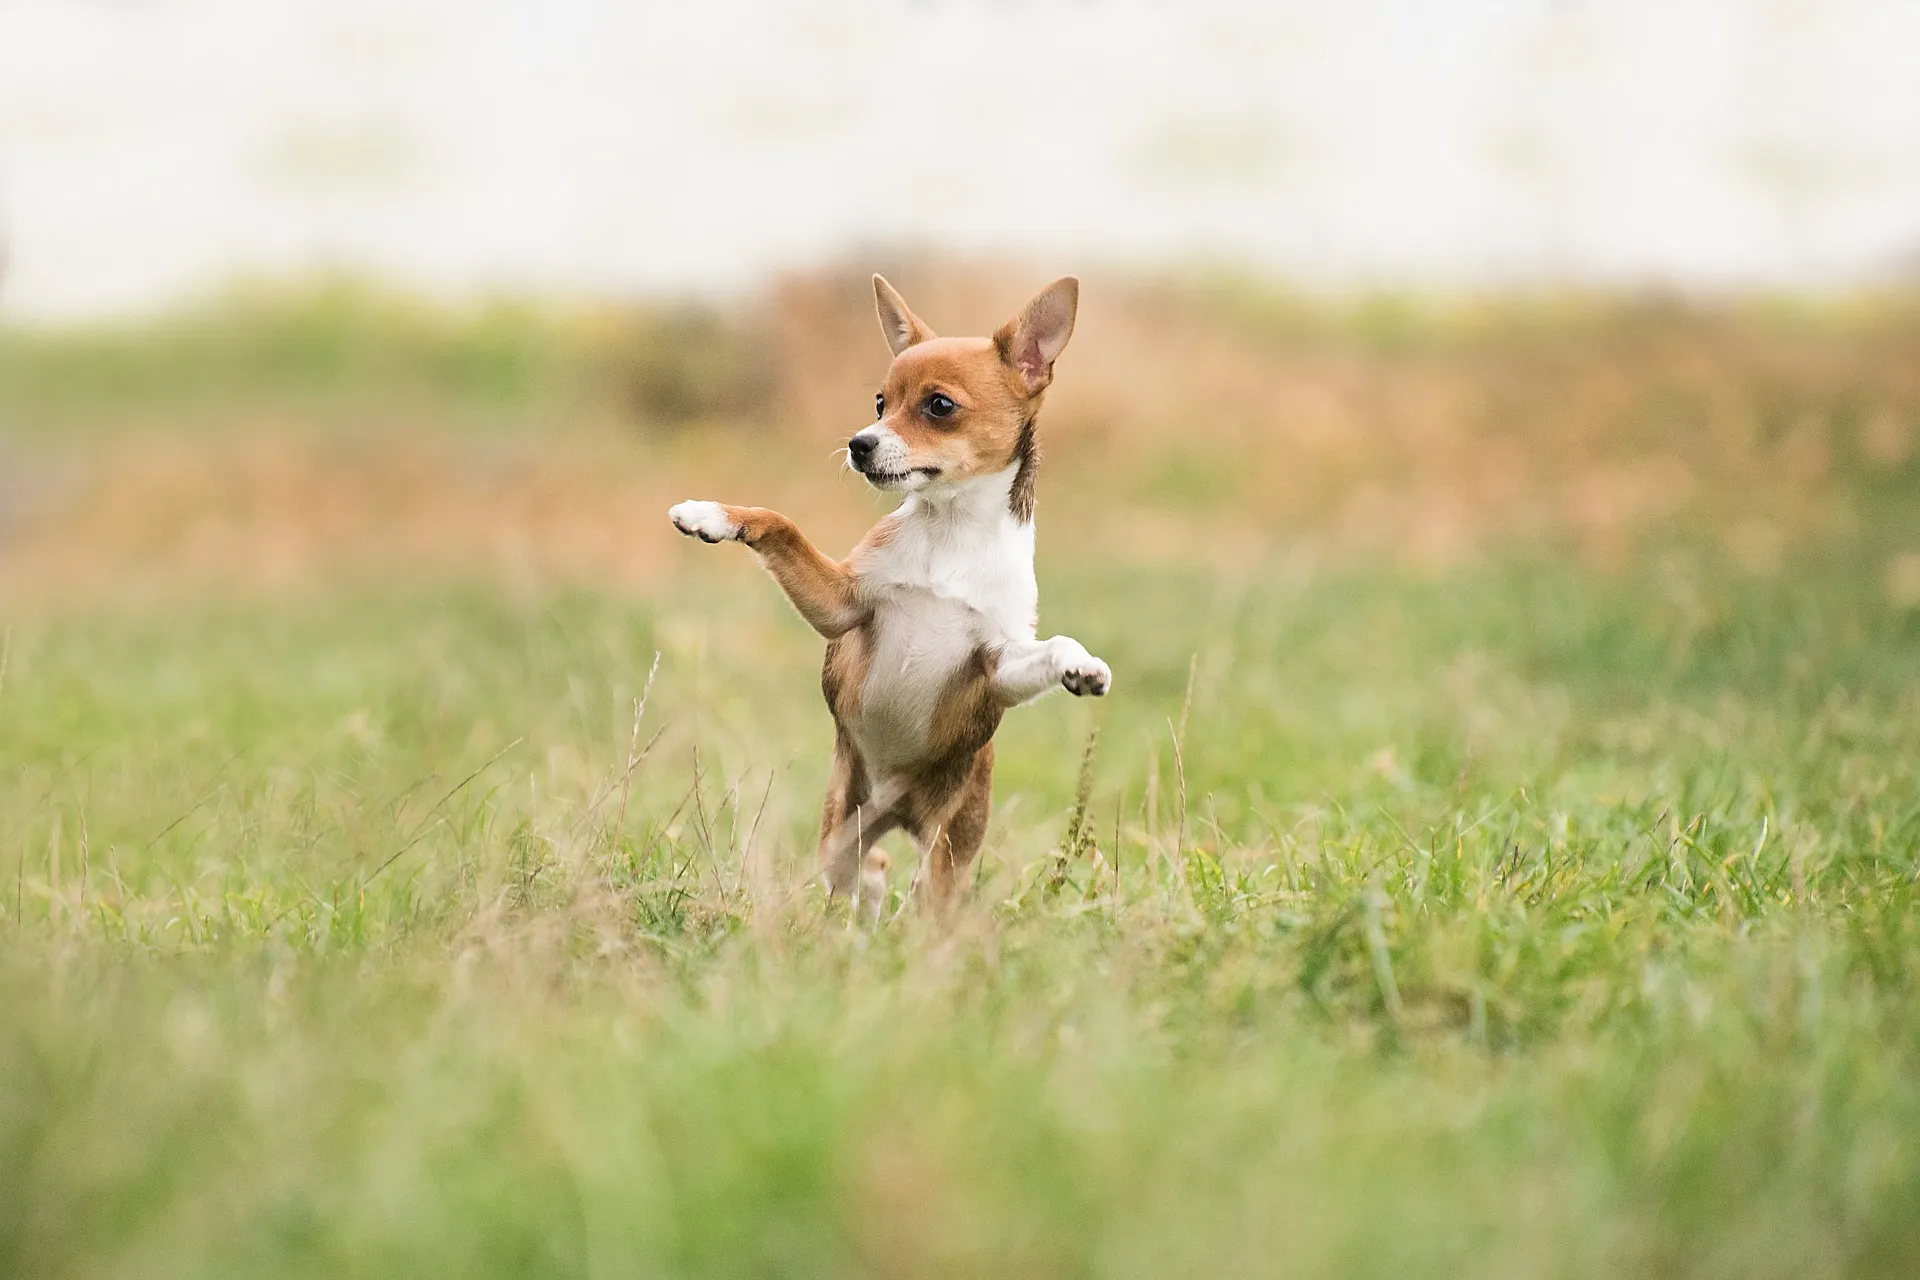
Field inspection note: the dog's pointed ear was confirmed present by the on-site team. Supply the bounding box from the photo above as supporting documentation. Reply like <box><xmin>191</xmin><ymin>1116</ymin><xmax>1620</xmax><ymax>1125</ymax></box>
<box><xmin>993</xmin><ymin>276</ymin><xmax>1078</xmax><ymax>394</ymax></box>
<box><xmin>873</xmin><ymin>275</ymin><xmax>936</xmax><ymax>356</ymax></box>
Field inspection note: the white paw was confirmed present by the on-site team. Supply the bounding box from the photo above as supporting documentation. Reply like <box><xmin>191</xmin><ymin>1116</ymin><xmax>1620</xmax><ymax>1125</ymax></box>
<box><xmin>855</xmin><ymin>850</ymin><xmax>890</xmax><ymax>926</ymax></box>
<box><xmin>668</xmin><ymin>500</ymin><xmax>741</xmax><ymax>544</ymax></box>
<box><xmin>1051</xmin><ymin>637</ymin><xmax>1111</xmax><ymax>697</ymax></box>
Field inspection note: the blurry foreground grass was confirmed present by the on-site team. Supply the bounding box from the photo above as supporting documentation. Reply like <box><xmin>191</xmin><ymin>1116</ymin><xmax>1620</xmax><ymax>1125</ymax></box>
<box><xmin>3</xmin><ymin>271</ymin><xmax>1920</xmax><ymax>1276</ymax></box>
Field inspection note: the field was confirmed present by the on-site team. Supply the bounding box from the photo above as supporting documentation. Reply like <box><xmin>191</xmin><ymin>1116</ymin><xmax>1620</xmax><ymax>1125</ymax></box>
<box><xmin>4</xmin><ymin>266</ymin><xmax>1920</xmax><ymax>1277</ymax></box>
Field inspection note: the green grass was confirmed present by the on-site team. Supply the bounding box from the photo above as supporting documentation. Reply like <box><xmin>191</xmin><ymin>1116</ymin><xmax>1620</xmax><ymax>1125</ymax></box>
<box><xmin>0</xmin><ymin>283</ymin><xmax>768</xmax><ymax>433</ymax></box>
<box><xmin>5</xmin><ymin>549</ymin><xmax>1920</xmax><ymax>1278</ymax></box>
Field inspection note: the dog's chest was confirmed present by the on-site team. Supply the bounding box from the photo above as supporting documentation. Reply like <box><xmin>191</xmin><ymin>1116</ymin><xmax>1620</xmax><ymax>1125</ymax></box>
<box><xmin>848</xmin><ymin>503</ymin><xmax>1036</xmax><ymax>770</ymax></box>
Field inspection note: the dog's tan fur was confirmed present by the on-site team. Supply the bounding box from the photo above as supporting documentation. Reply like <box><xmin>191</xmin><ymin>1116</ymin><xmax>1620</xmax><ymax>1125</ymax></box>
<box><xmin>670</xmin><ymin>275</ymin><xmax>1107</xmax><ymax>916</ymax></box>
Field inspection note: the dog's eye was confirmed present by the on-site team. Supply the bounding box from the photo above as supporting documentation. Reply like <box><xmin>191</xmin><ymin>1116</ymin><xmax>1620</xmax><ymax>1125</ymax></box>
<box><xmin>874</xmin><ymin>392</ymin><xmax>884</xmax><ymax>418</ymax></box>
<box><xmin>926</xmin><ymin>393</ymin><xmax>956</xmax><ymax>419</ymax></box>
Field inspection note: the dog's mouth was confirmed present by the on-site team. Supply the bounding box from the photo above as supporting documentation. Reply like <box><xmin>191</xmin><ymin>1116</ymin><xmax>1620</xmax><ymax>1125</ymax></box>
<box><xmin>859</xmin><ymin>465</ymin><xmax>942</xmax><ymax>488</ymax></box>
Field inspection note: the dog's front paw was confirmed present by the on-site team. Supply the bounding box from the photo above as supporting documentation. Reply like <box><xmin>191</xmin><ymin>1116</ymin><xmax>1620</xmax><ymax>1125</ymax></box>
<box><xmin>1050</xmin><ymin>638</ymin><xmax>1111</xmax><ymax>697</ymax></box>
<box><xmin>668</xmin><ymin>500</ymin><xmax>741</xmax><ymax>544</ymax></box>
<box><xmin>1062</xmin><ymin>658</ymin><xmax>1111</xmax><ymax>697</ymax></box>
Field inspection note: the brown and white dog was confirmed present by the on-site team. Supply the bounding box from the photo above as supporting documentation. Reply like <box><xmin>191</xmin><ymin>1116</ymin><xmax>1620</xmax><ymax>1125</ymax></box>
<box><xmin>668</xmin><ymin>275</ymin><xmax>1110</xmax><ymax>917</ymax></box>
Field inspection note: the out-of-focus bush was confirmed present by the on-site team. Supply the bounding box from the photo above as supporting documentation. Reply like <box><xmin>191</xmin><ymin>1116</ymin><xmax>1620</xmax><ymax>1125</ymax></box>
<box><xmin>613</xmin><ymin>304</ymin><xmax>773</xmax><ymax>427</ymax></box>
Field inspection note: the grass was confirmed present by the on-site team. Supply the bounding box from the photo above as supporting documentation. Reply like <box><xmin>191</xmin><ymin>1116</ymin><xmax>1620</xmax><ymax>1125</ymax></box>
<box><xmin>4</xmin><ymin>550</ymin><xmax>1920</xmax><ymax>1278</ymax></box>
<box><xmin>3</xmin><ymin>272</ymin><xmax>1920</xmax><ymax>1276</ymax></box>
<box><xmin>0</xmin><ymin>281</ymin><xmax>769</xmax><ymax>433</ymax></box>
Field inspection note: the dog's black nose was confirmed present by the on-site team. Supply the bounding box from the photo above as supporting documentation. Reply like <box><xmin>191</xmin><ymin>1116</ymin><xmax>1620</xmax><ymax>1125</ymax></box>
<box><xmin>848</xmin><ymin>433</ymin><xmax>877</xmax><ymax>468</ymax></box>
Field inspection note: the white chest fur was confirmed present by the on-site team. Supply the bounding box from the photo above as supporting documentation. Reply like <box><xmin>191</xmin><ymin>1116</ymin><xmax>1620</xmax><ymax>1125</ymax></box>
<box><xmin>849</xmin><ymin>467</ymin><xmax>1037</xmax><ymax>772</ymax></box>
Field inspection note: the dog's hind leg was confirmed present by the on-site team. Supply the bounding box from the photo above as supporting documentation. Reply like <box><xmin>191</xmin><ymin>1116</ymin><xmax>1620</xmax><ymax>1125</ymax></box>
<box><xmin>816</xmin><ymin>731</ymin><xmax>902</xmax><ymax>900</ymax></box>
<box><xmin>908</xmin><ymin>745</ymin><xmax>994</xmax><ymax>917</ymax></box>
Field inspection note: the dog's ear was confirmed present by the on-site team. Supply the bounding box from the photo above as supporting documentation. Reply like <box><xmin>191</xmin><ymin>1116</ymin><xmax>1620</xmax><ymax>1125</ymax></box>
<box><xmin>873</xmin><ymin>275</ymin><xmax>936</xmax><ymax>356</ymax></box>
<box><xmin>993</xmin><ymin>277</ymin><xmax>1078</xmax><ymax>394</ymax></box>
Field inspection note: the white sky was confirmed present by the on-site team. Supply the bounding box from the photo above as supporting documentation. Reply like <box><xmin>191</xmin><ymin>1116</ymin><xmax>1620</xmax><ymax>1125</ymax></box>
<box><xmin>3</xmin><ymin>0</ymin><xmax>1919</xmax><ymax>318</ymax></box>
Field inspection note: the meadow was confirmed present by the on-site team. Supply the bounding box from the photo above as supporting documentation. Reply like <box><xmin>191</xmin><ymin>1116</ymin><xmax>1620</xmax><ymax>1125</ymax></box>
<box><xmin>3</xmin><ymin>266</ymin><xmax>1919</xmax><ymax>1277</ymax></box>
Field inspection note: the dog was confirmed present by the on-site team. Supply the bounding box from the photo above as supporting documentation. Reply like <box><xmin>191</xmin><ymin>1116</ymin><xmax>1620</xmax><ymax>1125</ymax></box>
<box><xmin>668</xmin><ymin>275</ymin><xmax>1110</xmax><ymax>917</ymax></box>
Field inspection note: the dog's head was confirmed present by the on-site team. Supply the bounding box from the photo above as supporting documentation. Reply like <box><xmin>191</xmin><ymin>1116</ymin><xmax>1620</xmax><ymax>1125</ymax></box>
<box><xmin>846</xmin><ymin>275</ymin><xmax>1078</xmax><ymax>494</ymax></box>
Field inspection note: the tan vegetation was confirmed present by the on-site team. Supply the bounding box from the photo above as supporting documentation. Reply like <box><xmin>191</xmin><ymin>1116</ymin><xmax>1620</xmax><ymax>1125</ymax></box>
<box><xmin>2</xmin><ymin>263</ymin><xmax>1916</xmax><ymax>604</ymax></box>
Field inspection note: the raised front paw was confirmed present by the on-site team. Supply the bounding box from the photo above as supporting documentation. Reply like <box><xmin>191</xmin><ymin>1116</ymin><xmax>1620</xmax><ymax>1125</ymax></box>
<box><xmin>1051</xmin><ymin>638</ymin><xmax>1112</xmax><ymax>697</ymax></box>
<box><xmin>668</xmin><ymin>500</ymin><xmax>741</xmax><ymax>544</ymax></box>
<box><xmin>1062</xmin><ymin>658</ymin><xmax>1111</xmax><ymax>697</ymax></box>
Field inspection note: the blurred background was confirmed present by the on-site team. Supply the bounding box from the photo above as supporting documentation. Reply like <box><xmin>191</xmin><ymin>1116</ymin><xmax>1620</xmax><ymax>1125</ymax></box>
<box><xmin>2</xmin><ymin>0</ymin><xmax>1918</xmax><ymax>605</ymax></box>
<box><xmin>7</xmin><ymin>0</ymin><xmax>1920</xmax><ymax>316</ymax></box>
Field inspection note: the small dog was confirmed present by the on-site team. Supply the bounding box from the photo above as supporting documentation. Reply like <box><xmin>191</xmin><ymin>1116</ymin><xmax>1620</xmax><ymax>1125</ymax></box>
<box><xmin>669</xmin><ymin>275</ymin><xmax>1109</xmax><ymax>916</ymax></box>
